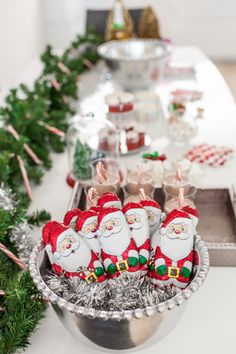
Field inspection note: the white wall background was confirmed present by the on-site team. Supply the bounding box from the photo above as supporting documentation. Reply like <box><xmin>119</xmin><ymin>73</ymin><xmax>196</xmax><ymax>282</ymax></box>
<box><xmin>0</xmin><ymin>0</ymin><xmax>45</xmax><ymax>87</ymax></box>
<box><xmin>42</xmin><ymin>0</ymin><xmax>236</xmax><ymax>61</ymax></box>
<box><xmin>1</xmin><ymin>0</ymin><xmax>236</xmax><ymax>87</ymax></box>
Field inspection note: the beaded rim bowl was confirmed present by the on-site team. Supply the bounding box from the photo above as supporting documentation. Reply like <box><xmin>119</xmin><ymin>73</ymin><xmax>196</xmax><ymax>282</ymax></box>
<box><xmin>98</xmin><ymin>39</ymin><xmax>171</xmax><ymax>62</ymax></box>
<box><xmin>29</xmin><ymin>235</ymin><xmax>209</xmax><ymax>321</ymax></box>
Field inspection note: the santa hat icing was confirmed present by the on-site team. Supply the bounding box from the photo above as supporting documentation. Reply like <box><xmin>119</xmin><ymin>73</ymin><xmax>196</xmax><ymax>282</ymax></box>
<box><xmin>160</xmin><ymin>209</ymin><xmax>191</xmax><ymax>235</ymax></box>
<box><xmin>97</xmin><ymin>193</ymin><xmax>121</xmax><ymax>208</ymax></box>
<box><xmin>63</xmin><ymin>208</ymin><xmax>81</xmax><ymax>226</ymax></box>
<box><xmin>181</xmin><ymin>205</ymin><xmax>199</xmax><ymax>229</ymax></box>
<box><xmin>97</xmin><ymin>207</ymin><xmax>120</xmax><ymax>226</ymax></box>
<box><xmin>76</xmin><ymin>210</ymin><xmax>97</xmax><ymax>232</ymax></box>
<box><xmin>140</xmin><ymin>199</ymin><xmax>161</xmax><ymax>209</ymax></box>
<box><xmin>122</xmin><ymin>202</ymin><xmax>143</xmax><ymax>214</ymax></box>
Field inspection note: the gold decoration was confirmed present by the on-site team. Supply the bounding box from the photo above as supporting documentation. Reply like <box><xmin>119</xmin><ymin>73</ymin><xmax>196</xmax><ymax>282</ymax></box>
<box><xmin>105</xmin><ymin>0</ymin><xmax>135</xmax><ymax>41</ymax></box>
<box><xmin>138</xmin><ymin>6</ymin><xmax>161</xmax><ymax>39</ymax></box>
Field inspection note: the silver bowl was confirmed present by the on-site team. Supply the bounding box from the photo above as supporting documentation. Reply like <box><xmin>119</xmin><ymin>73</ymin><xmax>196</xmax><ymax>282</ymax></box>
<box><xmin>98</xmin><ymin>39</ymin><xmax>171</xmax><ymax>91</ymax></box>
<box><xmin>29</xmin><ymin>235</ymin><xmax>209</xmax><ymax>352</ymax></box>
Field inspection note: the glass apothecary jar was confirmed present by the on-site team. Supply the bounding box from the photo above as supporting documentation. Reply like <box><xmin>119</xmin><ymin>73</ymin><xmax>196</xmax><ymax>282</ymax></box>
<box><xmin>66</xmin><ymin>112</ymin><xmax>118</xmax><ymax>187</ymax></box>
<box><xmin>166</xmin><ymin>112</ymin><xmax>198</xmax><ymax>146</ymax></box>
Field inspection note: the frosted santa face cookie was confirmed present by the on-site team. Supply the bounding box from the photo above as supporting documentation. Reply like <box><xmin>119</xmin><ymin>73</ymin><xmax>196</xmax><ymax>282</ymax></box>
<box><xmin>42</xmin><ymin>221</ymin><xmax>106</xmax><ymax>283</ymax></box>
<box><xmin>151</xmin><ymin>208</ymin><xmax>198</xmax><ymax>289</ymax></box>
<box><xmin>123</xmin><ymin>202</ymin><xmax>150</xmax><ymax>275</ymax></box>
<box><xmin>98</xmin><ymin>208</ymin><xmax>140</xmax><ymax>278</ymax></box>
<box><xmin>63</xmin><ymin>208</ymin><xmax>81</xmax><ymax>229</ymax></box>
<box><xmin>76</xmin><ymin>210</ymin><xmax>101</xmax><ymax>257</ymax></box>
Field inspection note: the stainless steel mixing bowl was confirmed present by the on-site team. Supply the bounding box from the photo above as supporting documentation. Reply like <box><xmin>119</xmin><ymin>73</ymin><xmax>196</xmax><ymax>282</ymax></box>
<box><xmin>98</xmin><ymin>39</ymin><xmax>171</xmax><ymax>91</ymax></box>
<box><xmin>29</xmin><ymin>235</ymin><xmax>209</xmax><ymax>352</ymax></box>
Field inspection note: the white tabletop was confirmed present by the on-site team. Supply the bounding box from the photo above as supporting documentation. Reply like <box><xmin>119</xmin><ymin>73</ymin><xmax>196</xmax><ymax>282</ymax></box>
<box><xmin>14</xmin><ymin>46</ymin><xmax>236</xmax><ymax>354</ymax></box>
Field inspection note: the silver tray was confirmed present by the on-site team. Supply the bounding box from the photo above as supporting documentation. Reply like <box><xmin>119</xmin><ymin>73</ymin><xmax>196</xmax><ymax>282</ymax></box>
<box><xmin>68</xmin><ymin>183</ymin><xmax>236</xmax><ymax>267</ymax></box>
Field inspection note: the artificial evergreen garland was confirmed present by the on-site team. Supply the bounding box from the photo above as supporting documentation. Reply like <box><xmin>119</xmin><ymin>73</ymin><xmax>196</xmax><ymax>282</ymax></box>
<box><xmin>0</xmin><ymin>31</ymin><xmax>103</xmax><ymax>353</ymax></box>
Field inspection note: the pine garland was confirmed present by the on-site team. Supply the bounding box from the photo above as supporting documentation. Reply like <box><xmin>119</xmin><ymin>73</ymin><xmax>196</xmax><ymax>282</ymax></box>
<box><xmin>0</xmin><ymin>30</ymin><xmax>103</xmax><ymax>353</ymax></box>
<box><xmin>0</xmin><ymin>31</ymin><xmax>103</xmax><ymax>206</ymax></box>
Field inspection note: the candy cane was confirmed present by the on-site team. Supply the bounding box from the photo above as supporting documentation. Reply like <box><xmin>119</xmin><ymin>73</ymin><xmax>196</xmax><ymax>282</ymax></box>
<box><xmin>139</xmin><ymin>188</ymin><xmax>146</xmax><ymax>201</ymax></box>
<box><xmin>51</xmin><ymin>78</ymin><xmax>61</xmax><ymax>91</ymax></box>
<box><xmin>178</xmin><ymin>188</ymin><xmax>185</xmax><ymax>209</ymax></box>
<box><xmin>17</xmin><ymin>155</ymin><xmax>33</xmax><ymax>201</ymax></box>
<box><xmin>7</xmin><ymin>125</ymin><xmax>42</xmax><ymax>165</ymax></box>
<box><xmin>137</xmin><ymin>163</ymin><xmax>143</xmax><ymax>184</ymax></box>
<box><xmin>83</xmin><ymin>59</ymin><xmax>94</xmax><ymax>69</ymax></box>
<box><xmin>57</xmin><ymin>62</ymin><xmax>71</xmax><ymax>75</ymax></box>
<box><xmin>176</xmin><ymin>162</ymin><xmax>182</xmax><ymax>183</ymax></box>
<box><xmin>87</xmin><ymin>187</ymin><xmax>99</xmax><ymax>206</ymax></box>
<box><xmin>96</xmin><ymin>162</ymin><xmax>107</xmax><ymax>183</ymax></box>
<box><xmin>38</xmin><ymin>121</ymin><xmax>65</xmax><ymax>138</ymax></box>
<box><xmin>0</xmin><ymin>242</ymin><xmax>28</xmax><ymax>271</ymax></box>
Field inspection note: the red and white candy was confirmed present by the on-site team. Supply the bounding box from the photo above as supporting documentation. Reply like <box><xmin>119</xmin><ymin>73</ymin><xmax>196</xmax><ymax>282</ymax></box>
<box><xmin>43</xmin><ymin>221</ymin><xmax>106</xmax><ymax>283</ymax></box>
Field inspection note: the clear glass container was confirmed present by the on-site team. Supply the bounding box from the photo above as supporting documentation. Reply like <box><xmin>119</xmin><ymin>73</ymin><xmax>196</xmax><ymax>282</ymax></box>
<box><xmin>123</xmin><ymin>162</ymin><xmax>155</xmax><ymax>204</ymax></box>
<box><xmin>163</xmin><ymin>185</ymin><xmax>197</xmax><ymax>215</ymax></box>
<box><xmin>66</xmin><ymin>113</ymin><xmax>119</xmax><ymax>185</ymax></box>
<box><xmin>166</xmin><ymin>112</ymin><xmax>198</xmax><ymax>146</ymax></box>
<box><xmin>127</xmin><ymin>158</ymin><xmax>163</xmax><ymax>188</ymax></box>
<box><xmin>134</xmin><ymin>91</ymin><xmax>162</xmax><ymax>124</ymax></box>
<box><xmin>162</xmin><ymin>173</ymin><xmax>191</xmax><ymax>196</ymax></box>
<box><xmin>91</xmin><ymin>158</ymin><xmax>126</xmax><ymax>195</ymax></box>
<box><xmin>163</xmin><ymin>159</ymin><xmax>192</xmax><ymax>179</ymax></box>
<box><xmin>105</xmin><ymin>92</ymin><xmax>148</xmax><ymax>154</ymax></box>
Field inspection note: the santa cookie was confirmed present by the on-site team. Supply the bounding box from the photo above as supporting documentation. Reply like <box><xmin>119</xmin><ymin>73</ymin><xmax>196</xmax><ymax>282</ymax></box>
<box><xmin>42</xmin><ymin>221</ymin><xmax>106</xmax><ymax>283</ymax></box>
<box><xmin>63</xmin><ymin>208</ymin><xmax>81</xmax><ymax>229</ymax></box>
<box><xmin>97</xmin><ymin>192</ymin><xmax>122</xmax><ymax>209</ymax></box>
<box><xmin>151</xmin><ymin>208</ymin><xmax>198</xmax><ymax>288</ymax></box>
<box><xmin>76</xmin><ymin>210</ymin><xmax>101</xmax><ymax>257</ymax></box>
<box><xmin>98</xmin><ymin>208</ymin><xmax>140</xmax><ymax>278</ymax></box>
<box><xmin>123</xmin><ymin>203</ymin><xmax>150</xmax><ymax>275</ymax></box>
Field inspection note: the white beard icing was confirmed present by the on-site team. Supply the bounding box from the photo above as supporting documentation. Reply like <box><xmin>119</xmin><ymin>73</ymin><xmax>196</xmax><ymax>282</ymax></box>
<box><xmin>161</xmin><ymin>233</ymin><xmax>193</xmax><ymax>262</ymax></box>
<box><xmin>126</xmin><ymin>209</ymin><xmax>149</xmax><ymax>247</ymax></box>
<box><xmin>56</xmin><ymin>239</ymin><xmax>91</xmax><ymax>272</ymax></box>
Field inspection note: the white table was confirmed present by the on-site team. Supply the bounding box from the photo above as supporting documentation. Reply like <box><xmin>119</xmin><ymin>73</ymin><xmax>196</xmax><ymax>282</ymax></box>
<box><xmin>14</xmin><ymin>46</ymin><xmax>236</xmax><ymax>354</ymax></box>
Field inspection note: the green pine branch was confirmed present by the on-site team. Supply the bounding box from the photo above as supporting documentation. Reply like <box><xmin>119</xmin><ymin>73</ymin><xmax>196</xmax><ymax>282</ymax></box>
<box><xmin>0</xmin><ymin>29</ymin><xmax>103</xmax><ymax>354</ymax></box>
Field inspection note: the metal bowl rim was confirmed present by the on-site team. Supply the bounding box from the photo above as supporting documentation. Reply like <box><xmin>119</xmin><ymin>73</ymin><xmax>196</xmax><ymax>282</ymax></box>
<box><xmin>29</xmin><ymin>234</ymin><xmax>209</xmax><ymax>321</ymax></box>
<box><xmin>98</xmin><ymin>39</ymin><xmax>172</xmax><ymax>62</ymax></box>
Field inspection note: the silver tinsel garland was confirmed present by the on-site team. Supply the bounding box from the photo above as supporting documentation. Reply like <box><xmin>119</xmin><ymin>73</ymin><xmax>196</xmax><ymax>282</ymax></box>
<box><xmin>10</xmin><ymin>222</ymin><xmax>34</xmax><ymax>265</ymax></box>
<box><xmin>0</xmin><ymin>185</ymin><xmax>34</xmax><ymax>264</ymax></box>
<box><xmin>42</xmin><ymin>270</ymin><xmax>180</xmax><ymax>311</ymax></box>
<box><xmin>0</xmin><ymin>184</ymin><xmax>15</xmax><ymax>211</ymax></box>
